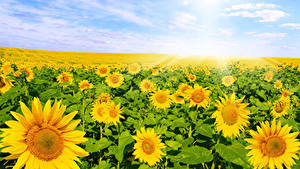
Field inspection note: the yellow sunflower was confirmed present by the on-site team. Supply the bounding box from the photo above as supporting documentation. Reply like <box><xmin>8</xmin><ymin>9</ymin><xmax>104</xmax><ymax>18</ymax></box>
<box><xmin>222</xmin><ymin>76</ymin><xmax>236</xmax><ymax>87</ymax></box>
<box><xmin>264</xmin><ymin>71</ymin><xmax>273</xmax><ymax>82</ymax></box>
<box><xmin>79</xmin><ymin>80</ymin><xmax>93</xmax><ymax>91</ymax></box>
<box><xmin>0</xmin><ymin>75</ymin><xmax>13</xmax><ymax>93</ymax></box>
<box><xmin>270</xmin><ymin>97</ymin><xmax>290</xmax><ymax>118</ymax></box>
<box><xmin>90</xmin><ymin>102</ymin><xmax>108</xmax><ymax>123</ymax></box>
<box><xmin>94</xmin><ymin>93</ymin><xmax>111</xmax><ymax>104</ymax></box>
<box><xmin>57</xmin><ymin>72</ymin><xmax>73</xmax><ymax>85</ymax></box>
<box><xmin>205</xmin><ymin>70</ymin><xmax>210</xmax><ymax>76</ymax></box>
<box><xmin>188</xmin><ymin>84</ymin><xmax>211</xmax><ymax>108</ymax></box>
<box><xmin>246</xmin><ymin>120</ymin><xmax>299</xmax><ymax>169</ymax></box>
<box><xmin>133</xmin><ymin>128</ymin><xmax>166</xmax><ymax>166</ymax></box>
<box><xmin>172</xmin><ymin>92</ymin><xmax>185</xmax><ymax>104</ymax></box>
<box><xmin>0</xmin><ymin>98</ymin><xmax>89</xmax><ymax>169</ymax></box>
<box><xmin>281</xmin><ymin>89</ymin><xmax>291</xmax><ymax>98</ymax></box>
<box><xmin>1</xmin><ymin>62</ymin><xmax>14</xmax><ymax>75</ymax></box>
<box><xmin>103</xmin><ymin>102</ymin><xmax>124</xmax><ymax>125</ymax></box>
<box><xmin>21</xmin><ymin>68</ymin><xmax>34</xmax><ymax>82</ymax></box>
<box><xmin>212</xmin><ymin>94</ymin><xmax>250</xmax><ymax>138</ymax></box>
<box><xmin>96</xmin><ymin>65</ymin><xmax>110</xmax><ymax>77</ymax></box>
<box><xmin>177</xmin><ymin>83</ymin><xmax>191</xmax><ymax>98</ymax></box>
<box><xmin>150</xmin><ymin>89</ymin><xmax>172</xmax><ymax>109</ymax></box>
<box><xmin>152</xmin><ymin>69</ymin><xmax>159</xmax><ymax>76</ymax></box>
<box><xmin>105</xmin><ymin>72</ymin><xmax>124</xmax><ymax>88</ymax></box>
<box><xmin>128</xmin><ymin>63</ymin><xmax>141</xmax><ymax>75</ymax></box>
<box><xmin>140</xmin><ymin>79</ymin><xmax>155</xmax><ymax>94</ymax></box>
<box><xmin>188</xmin><ymin>74</ymin><xmax>196</xmax><ymax>82</ymax></box>
<box><xmin>274</xmin><ymin>80</ymin><xmax>283</xmax><ymax>89</ymax></box>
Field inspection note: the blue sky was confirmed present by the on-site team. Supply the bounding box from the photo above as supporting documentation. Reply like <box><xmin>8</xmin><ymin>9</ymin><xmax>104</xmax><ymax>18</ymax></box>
<box><xmin>0</xmin><ymin>0</ymin><xmax>299</xmax><ymax>57</ymax></box>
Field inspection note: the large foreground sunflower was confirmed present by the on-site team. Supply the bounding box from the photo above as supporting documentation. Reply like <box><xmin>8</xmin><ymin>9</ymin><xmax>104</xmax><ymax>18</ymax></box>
<box><xmin>133</xmin><ymin>128</ymin><xmax>165</xmax><ymax>166</ymax></box>
<box><xmin>105</xmin><ymin>72</ymin><xmax>124</xmax><ymax>88</ymax></box>
<box><xmin>0</xmin><ymin>98</ymin><xmax>89</xmax><ymax>169</ymax></box>
<box><xmin>188</xmin><ymin>84</ymin><xmax>211</xmax><ymax>108</ymax></box>
<box><xmin>150</xmin><ymin>89</ymin><xmax>172</xmax><ymax>109</ymax></box>
<box><xmin>270</xmin><ymin>97</ymin><xmax>290</xmax><ymax>118</ymax></box>
<box><xmin>246</xmin><ymin>120</ymin><xmax>299</xmax><ymax>169</ymax></box>
<box><xmin>212</xmin><ymin>94</ymin><xmax>250</xmax><ymax>138</ymax></box>
<box><xmin>0</xmin><ymin>75</ymin><xmax>13</xmax><ymax>93</ymax></box>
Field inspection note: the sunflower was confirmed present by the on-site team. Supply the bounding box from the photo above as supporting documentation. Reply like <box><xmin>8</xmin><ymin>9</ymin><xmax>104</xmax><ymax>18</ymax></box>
<box><xmin>264</xmin><ymin>71</ymin><xmax>273</xmax><ymax>82</ymax></box>
<box><xmin>94</xmin><ymin>93</ymin><xmax>111</xmax><ymax>104</ymax></box>
<box><xmin>1</xmin><ymin>62</ymin><xmax>14</xmax><ymax>75</ymax></box>
<box><xmin>0</xmin><ymin>75</ymin><xmax>13</xmax><ymax>93</ymax></box>
<box><xmin>150</xmin><ymin>89</ymin><xmax>172</xmax><ymax>109</ymax></box>
<box><xmin>188</xmin><ymin>84</ymin><xmax>211</xmax><ymax>108</ymax></box>
<box><xmin>246</xmin><ymin>120</ymin><xmax>299</xmax><ymax>169</ymax></box>
<box><xmin>21</xmin><ymin>68</ymin><xmax>34</xmax><ymax>82</ymax></box>
<box><xmin>90</xmin><ymin>102</ymin><xmax>108</xmax><ymax>123</ymax></box>
<box><xmin>205</xmin><ymin>70</ymin><xmax>210</xmax><ymax>76</ymax></box>
<box><xmin>105</xmin><ymin>72</ymin><xmax>124</xmax><ymax>88</ymax></box>
<box><xmin>222</xmin><ymin>76</ymin><xmax>236</xmax><ymax>87</ymax></box>
<box><xmin>140</xmin><ymin>79</ymin><xmax>155</xmax><ymax>94</ymax></box>
<box><xmin>188</xmin><ymin>74</ymin><xmax>196</xmax><ymax>82</ymax></box>
<box><xmin>152</xmin><ymin>69</ymin><xmax>159</xmax><ymax>76</ymax></box>
<box><xmin>274</xmin><ymin>80</ymin><xmax>283</xmax><ymax>89</ymax></box>
<box><xmin>177</xmin><ymin>83</ymin><xmax>191</xmax><ymax>98</ymax></box>
<box><xmin>172</xmin><ymin>92</ymin><xmax>185</xmax><ymax>104</ymax></box>
<box><xmin>57</xmin><ymin>72</ymin><xmax>73</xmax><ymax>85</ymax></box>
<box><xmin>133</xmin><ymin>128</ymin><xmax>165</xmax><ymax>166</ymax></box>
<box><xmin>14</xmin><ymin>71</ymin><xmax>21</xmax><ymax>77</ymax></box>
<box><xmin>0</xmin><ymin>98</ymin><xmax>89</xmax><ymax>169</ymax></box>
<box><xmin>212</xmin><ymin>94</ymin><xmax>250</xmax><ymax>138</ymax></box>
<box><xmin>79</xmin><ymin>80</ymin><xmax>93</xmax><ymax>91</ymax></box>
<box><xmin>281</xmin><ymin>89</ymin><xmax>291</xmax><ymax>98</ymax></box>
<box><xmin>128</xmin><ymin>63</ymin><xmax>141</xmax><ymax>75</ymax></box>
<box><xmin>103</xmin><ymin>102</ymin><xmax>124</xmax><ymax>125</ymax></box>
<box><xmin>270</xmin><ymin>97</ymin><xmax>290</xmax><ymax>118</ymax></box>
<box><xmin>96</xmin><ymin>65</ymin><xmax>110</xmax><ymax>77</ymax></box>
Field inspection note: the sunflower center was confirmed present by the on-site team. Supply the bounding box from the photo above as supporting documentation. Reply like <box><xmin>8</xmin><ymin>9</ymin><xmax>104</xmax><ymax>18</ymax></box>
<box><xmin>81</xmin><ymin>83</ymin><xmax>90</xmax><ymax>89</ymax></box>
<box><xmin>274</xmin><ymin>102</ymin><xmax>285</xmax><ymax>113</ymax></box>
<box><xmin>97</xmin><ymin>107</ymin><xmax>104</xmax><ymax>117</ymax></box>
<box><xmin>0</xmin><ymin>77</ymin><xmax>6</xmax><ymax>88</ymax></box>
<box><xmin>191</xmin><ymin>90</ymin><xmax>205</xmax><ymax>103</ymax></box>
<box><xmin>27</xmin><ymin>127</ymin><xmax>63</xmax><ymax>161</ymax></box>
<box><xmin>222</xmin><ymin>104</ymin><xmax>239</xmax><ymax>126</ymax></box>
<box><xmin>100</xmin><ymin>68</ymin><xmax>107</xmax><ymax>74</ymax></box>
<box><xmin>109</xmin><ymin>108</ymin><xmax>118</xmax><ymax>118</ymax></box>
<box><xmin>155</xmin><ymin>93</ymin><xmax>167</xmax><ymax>104</ymax></box>
<box><xmin>143</xmin><ymin>82</ymin><xmax>151</xmax><ymax>89</ymax></box>
<box><xmin>61</xmin><ymin>74</ymin><xmax>69</xmax><ymax>82</ymax></box>
<box><xmin>111</xmin><ymin>76</ymin><xmax>119</xmax><ymax>83</ymax></box>
<box><xmin>142</xmin><ymin>138</ymin><xmax>155</xmax><ymax>154</ymax></box>
<box><xmin>263</xmin><ymin>136</ymin><xmax>286</xmax><ymax>157</ymax></box>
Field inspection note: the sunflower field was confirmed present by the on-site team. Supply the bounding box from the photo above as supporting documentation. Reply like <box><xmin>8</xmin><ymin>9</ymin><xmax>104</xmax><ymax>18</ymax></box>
<box><xmin>0</xmin><ymin>55</ymin><xmax>299</xmax><ymax>169</ymax></box>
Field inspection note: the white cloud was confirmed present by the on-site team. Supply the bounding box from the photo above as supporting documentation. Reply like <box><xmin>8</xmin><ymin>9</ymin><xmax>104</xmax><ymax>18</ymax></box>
<box><xmin>170</xmin><ymin>12</ymin><xmax>204</xmax><ymax>31</ymax></box>
<box><xmin>254</xmin><ymin>33</ymin><xmax>287</xmax><ymax>38</ymax></box>
<box><xmin>225</xmin><ymin>10</ymin><xmax>288</xmax><ymax>22</ymax></box>
<box><xmin>225</xmin><ymin>3</ymin><xmax>279</xmax><ymax>11</ymax></box>
<box><xmin>280</xmin><ymin>23</ymin><xmax>300</xmax><ymax>29</ymax></box>
<box><xmin>245</xmin><ymin>32</ymin><xmax>256</xmax><ymax>35</ymax></box>
<box><xmin>219</xmin><ymin>29</ymin><xmax>233</xmax><ymax>36</ymax></box>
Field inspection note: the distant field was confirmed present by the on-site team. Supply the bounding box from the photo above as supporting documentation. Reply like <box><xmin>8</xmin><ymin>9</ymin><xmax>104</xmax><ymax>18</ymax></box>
<box><xmin>0</xmin><ymin>47</ymin><xmax>299</xmax><ymax>67</ymax></box>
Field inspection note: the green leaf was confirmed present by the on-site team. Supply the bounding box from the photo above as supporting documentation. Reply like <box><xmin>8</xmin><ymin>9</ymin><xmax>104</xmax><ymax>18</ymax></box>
<box><xmin>84</xmin><ymin>137</ymin><xmax>112</xmax><ymax>153</ymax></box>
<box><xmin>195</xmin><ymin>124</ymin><xmax>214</xmax><ymax>138</ymax></box>
<box><xmin>115</xmin><ymin>130</ymin><xmax>134</xmax><ymax>162</ymax></box>
<box><xmin>172</xmin><ymin>146</ymin><xmax>213</xmax><ymax>165</ymax></box>
<box><xmin>166</xmin><ymin>140</ymin><xmax>182</xmax><ymax>150</ymax></box>
<box><xmin>215</xmin><ymin>143</ymin><xmax>249</xmax><ymax>168</ymax></box>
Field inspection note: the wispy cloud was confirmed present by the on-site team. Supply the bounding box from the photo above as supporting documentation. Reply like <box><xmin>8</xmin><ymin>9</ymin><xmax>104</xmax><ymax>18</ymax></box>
<box><xmin>219</xmin><ymin>29</ymin><xmax>233</xmax><ymax>36</ymax></box>
<box><xmin>169</xmin><ymin>12</ymin><xmax>203</xmax><ymax>31</ymax></box>
<box><xmin>224</xmin><ymin>3</ymin><xmax>288</xmax><ymax>22</ymax></box>
<box><xmin>254</xmin><ymin>33</ymin><xmax>287</xmax><ymax>38</ymax></box>
<box><xmin>225</xmin><ymin>3</ymin><xmax>279</xmax><ymax>11</ymax></box>
<box><xmin>280</xmin><ymin>23</ymin><xmax>300</xmax><ymax>29</ymax></box>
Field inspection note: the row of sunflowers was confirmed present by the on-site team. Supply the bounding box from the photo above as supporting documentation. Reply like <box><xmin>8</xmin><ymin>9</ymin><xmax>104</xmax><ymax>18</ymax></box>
<box><xmin>0</xmin><ymin>60</ymin><xmax>299</xmax><ymax>169</ymax></box>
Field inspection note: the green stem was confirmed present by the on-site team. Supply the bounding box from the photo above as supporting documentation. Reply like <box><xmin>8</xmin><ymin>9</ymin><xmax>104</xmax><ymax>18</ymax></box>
<box><xmin>187</xmin><ymin>164</ymin><xmax>189</xmax><ymax>169</ymax></box>
<box><xmin>82</xmin><ymin>99</ymin><xmax>86</xmax><ymax>130</ymax></box>
<box><xmin>100</xmin><ymin>125</ymin><xmax>103</xmax><ymax>139</ymax></box>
